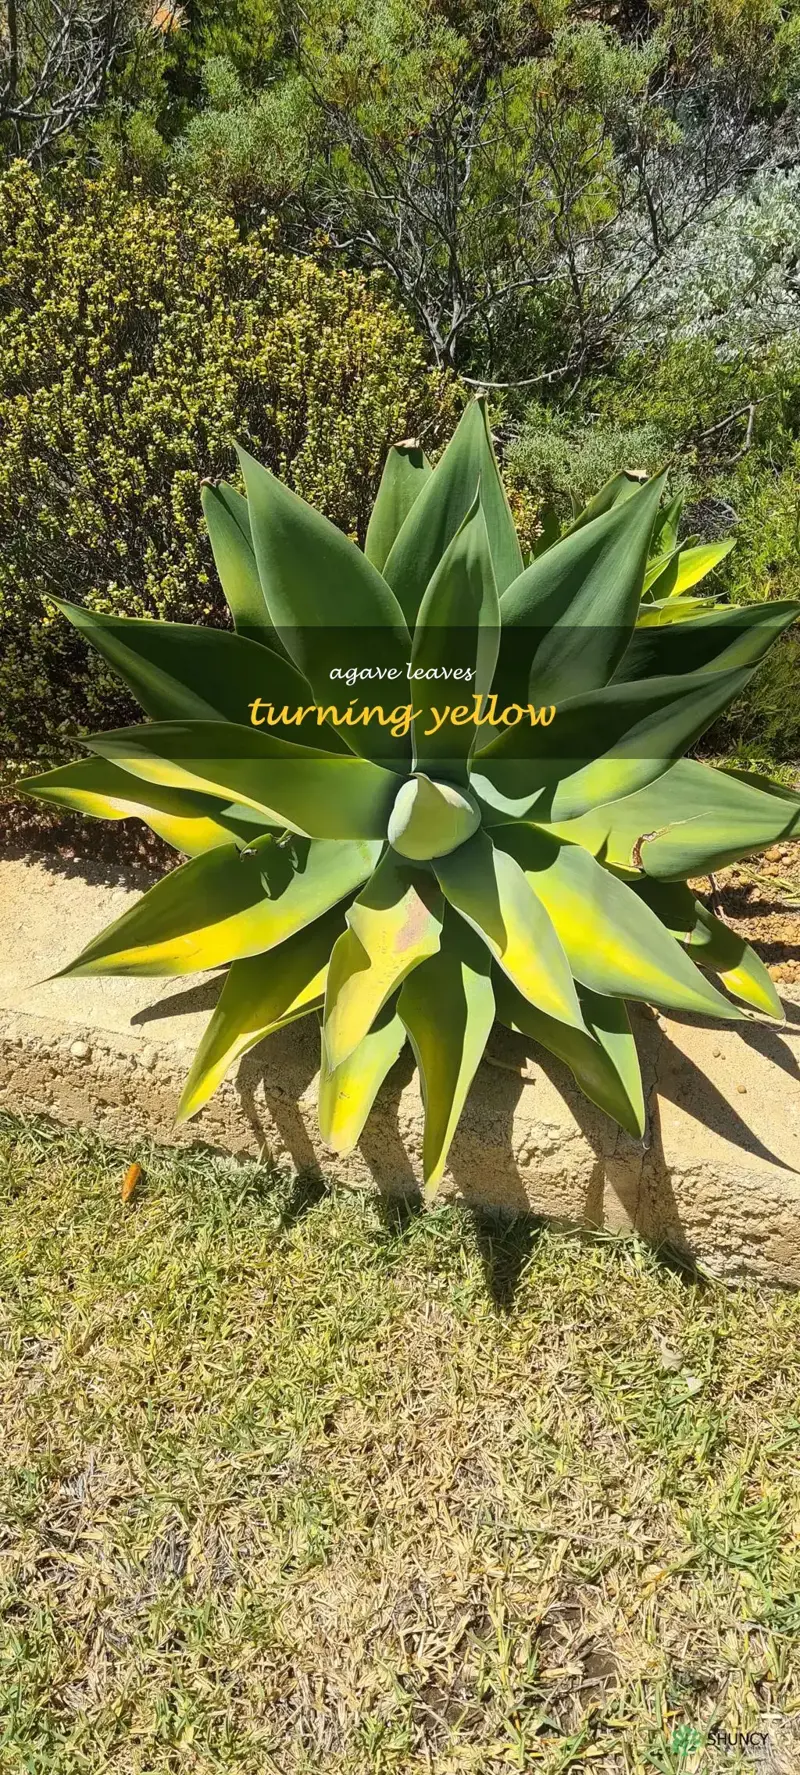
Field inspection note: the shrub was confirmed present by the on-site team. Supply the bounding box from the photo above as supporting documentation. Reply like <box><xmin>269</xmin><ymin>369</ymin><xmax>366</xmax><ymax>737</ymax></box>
<box><xmin>504</xmin><ymin>408</ymin><xmax>676</xmax><ymax>550</ymax></box>
<box><xmin>526</xmin><ymin>343</ymin><xmax>800</xmax><ymax>761</ymax></box>
<box><xmin>0</xmin><ymin>163</ymin><xmax>456</xmax><ymax>766</ymax></box>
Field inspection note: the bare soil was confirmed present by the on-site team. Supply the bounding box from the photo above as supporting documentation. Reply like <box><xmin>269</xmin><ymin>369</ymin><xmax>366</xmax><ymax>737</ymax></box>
<box><xmin>699</xmin><ymin>845</ymin><xmax>800</xmax><ymax>986</ymax></box>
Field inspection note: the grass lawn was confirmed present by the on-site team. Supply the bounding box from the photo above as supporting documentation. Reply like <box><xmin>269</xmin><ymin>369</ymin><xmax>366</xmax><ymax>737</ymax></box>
<box><xmin>2</xmin><ymin>1116</ymin><xmax>800</xmax><ymax>1772</ymax></box>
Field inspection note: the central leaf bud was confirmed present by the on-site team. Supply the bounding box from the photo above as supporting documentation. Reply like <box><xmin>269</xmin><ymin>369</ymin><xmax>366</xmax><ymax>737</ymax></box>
<box><xmin>387</xmin><ymin>773</ymin><xmax>481</xmax><ymax>861</ymax></box>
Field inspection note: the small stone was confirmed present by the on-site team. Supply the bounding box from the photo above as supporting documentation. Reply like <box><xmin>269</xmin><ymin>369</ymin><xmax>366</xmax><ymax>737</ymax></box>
<box><xmin>70</xmin><ymin>1040</ymin><xmax>91</xmax><ymax>1060</ymax></box>
<box><xmin>736</xmin><ymin>1083</ymin><xmax>747</xmax><ymax>1094</ymax></box>
<box><xmin>712</xmin><ymin>1048</ymin><xmax>722</xmax><ymax>1058</ymax></box>
<box><xmin>139</xmin><ymin>1046</ymin><xmax>157</xmax><ymax>1071</ymax></box>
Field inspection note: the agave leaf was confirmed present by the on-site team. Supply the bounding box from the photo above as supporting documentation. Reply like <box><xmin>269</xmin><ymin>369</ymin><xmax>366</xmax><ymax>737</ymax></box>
<box><xmin>636</xmin><ymin>596</ymin><xmax>716</xmax><ymax>626</ymax></box>
<box><xmin>650</xmin><ymin>492</ymin><xmax>684</xmax><ymax>559</ymax></box>
<box><xmin>493</xmin><ymin>971</ymin><xmax>645</xmax><ymax>1138</ymax></box>
<box><xmin>472</xmin><ymin>665</ymin><xmax>752</xmax><ymax>823</ymax></box>
<box><xmin>50</xmin><ymin>597</ymin><xmax>349</xmax><ymax>750</ymax></box>
<box><xmin>562</xmin><ymin>469</ymin><xmax>647</xmax><ymax>537</ymax></box>
<box><xmin>177</xmin><ymin>906</ymin><xmax>344</xmax><ymax>1121</ymax></box>
<box><xmin>323</xmin><ymin>851</ymin><xmax>444</xmax><ymax>1071</ymax></box>
<box><xmin>493</xmin><ymin>823</ymin><xmax>744</xmax><ymax>1019</ymax></box>
<box><xmin>382</xmin><ymin>397</ymin><xmax>523</xmax><ymax>624</ymax></box>
<box><xmin>201</xmin><ymin>480</ymin><xmax>289</xmax><ymax>657</ymax></box>
<box><xmin>410</xmin><ymin>492</ymin><xmax>500</xmax><ymax>784</ymax></box>
<box><xmin>397</xmin><ymin>913</ymin><xmax>495</xmax><ymax>1190</ymax></box>
<box><xmin>497</xmin><ymin>472</ymin><xmax>666</xmax><ymax>704</ymax></box>
<box><xmin>645</xmin><ymin>538</ymin><xmax>735</xmax><ymax>601</ymax></box>
<box><xmin>615</xmin><ymin>600</ymin><xmax>799</xmax><ymax>682</ymax></box>
<box><xmin>57</xmin><ymin>834</ymin><xmax>379</xmax><ymax>978</ymax></box>
<box><xmin>387</xmin><ymin>774</ymin><xmax>481</xmax><ymax>859</ymax></box>
<box><xmin>364</xmin><ymin>441</ymin><xmax>432</xmax><ymax>572</ymax></box>
<box><xmin>83</xmin><ymin>720</ymin><xmax>398</xmax><ymax>839</ymax></box>
<box><xmin>635</xmin><ymin>879</ymin><xmax>783</xmax><ymax>1019</ymax></box>
<box><xmin>17</xmin><ymin>755</ymin><xmax>277</xmax><ymax>857</ymax></box>
<box><xmin>319</xmin><ymin>1000</ymin><xmax>407</xmax><ymax>1154</ymax></box>
<box><xmin>530</xmin><ymin>504</ymin><xmax>561</xmax><ymax>559</ymax></box>
<box><xmin>236</xmin><ymin>446</ymin><xmax>411</xmax><ymax>768</ymax></box>
<box><xmin>432</xmin><ymin>828</ymin><xmax>584</xmax><ymax>1029</ymax></box>
<box><xmin>545</xmin><ymin>759</ymin><xmax>800</xmax><ymax>880</ymax></box>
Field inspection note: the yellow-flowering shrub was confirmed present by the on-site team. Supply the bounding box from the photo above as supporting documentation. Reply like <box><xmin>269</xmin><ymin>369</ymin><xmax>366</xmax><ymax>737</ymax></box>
<box><xmin>0</xmin><ymin>163</ymin><xmax>456</xmax><ymax>764</ymax></box>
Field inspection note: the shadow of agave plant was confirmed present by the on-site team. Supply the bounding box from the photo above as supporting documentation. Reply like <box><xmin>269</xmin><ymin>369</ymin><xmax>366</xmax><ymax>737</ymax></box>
<box><xmin>17</xmin><ymin>398</ymin><xmax>800</xmax><ymax>1194</ymax></box>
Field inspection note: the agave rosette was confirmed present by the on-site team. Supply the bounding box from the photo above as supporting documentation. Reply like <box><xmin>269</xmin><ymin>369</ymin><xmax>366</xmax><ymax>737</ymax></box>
<box><xmin>20</xmin><ymin>400</ymin><xmax>800</xmax><ymax>1188</ymax></box>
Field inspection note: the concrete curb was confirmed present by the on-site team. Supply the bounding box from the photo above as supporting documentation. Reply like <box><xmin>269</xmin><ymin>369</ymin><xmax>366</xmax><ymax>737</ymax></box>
<box><xmin>3</xmin><ymin>852</ymin><xmax>800</xmax><ymax>1284</ymax></box>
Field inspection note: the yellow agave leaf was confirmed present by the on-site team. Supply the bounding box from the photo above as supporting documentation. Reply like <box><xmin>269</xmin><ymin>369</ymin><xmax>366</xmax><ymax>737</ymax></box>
<box><xmin>318</xmin><ymin>1003</ymin><xmax>407</xmax><ymax>1154</ymax></box>
<box><xmin>398</xmin><ymin>914</ymin><xmax>495</xmax><ymax>1190</ymax></box>
<box><xmin>645</xmin><ymin>538</ymin><xmax>734</xmax><ymax>601</ymax></box>
<box><xmin>18</xmin><ymin>755</ymin><xmax>274</xmax><ymax>858</ymax></box>
<box><xmin>57</xmin><ymin>834</ymin><xmax>379</xmax><ymax>978</ymax></box>
<box><xmin>433</xmin><ymin>829</ymin><xmax>584</xmax><ymax>1030</ymax></box>
<box><xmin>177</xmin><ymin>907</ymin><xmax>344</xmax><ymax>1122</ymax></box>
<box><xmin>636</xmin><ymin>879</ymin><xmax>783</xmax><ymax>1019</ymax></box>
<box><xmin>323</xmin><ymin>851</ymin><xmax>444</xmax><ymax>1071</ymax></box>
<box><xmin>494</xmin><ymin>824</ymin><xmax>743</xmax><ymax>1019</ymax></box>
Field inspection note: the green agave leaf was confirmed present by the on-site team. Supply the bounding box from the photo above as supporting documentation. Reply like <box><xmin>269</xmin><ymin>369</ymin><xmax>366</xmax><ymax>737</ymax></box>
<box><xmin>636</xmin><ymin>596</ymin><xmax>716</xmax><ymax>627</ymax></box>
<box><xmin>530</xmin><ymin>505</ymin><xmax>561</xmax><ymax>559</ymax></box>
<box><xmin>410</xmin><ymin>492</ymin><xmax>500</xmax><ymax>784</ymax></box>
<box><xmin>364</xmin><ymin>441</ymin><xmax>432</xmax><ymax>572</ymax></box>
<box><xmin>382</xmin><ymin>397</ymin><xmax>523</xmax><ymax>624</ymax></box>
<box><xmin>387</xmin><ymin>774</ymin><xmax>481</xmax><ymax>860</ymax></box>
<box><xmin>492</xmin><ymin>824</ymin><xmax>744</xmax><ymax>1019</ymax></box>
<box><xmin>472</xmin><ymin>665</ymin><xmax>752</xmax><ymax>823</ymax></box>
<box><xmin>562</xmin><ymin>468</ymin><xmax>647</xmax><ymax>537</ymax></box>
<box><xmin>635</xmin><ymin>879</ymin><xmax>783</xmax><ymax>1019</ymax></box>
<box><xmin>236</xmin><ymin>445</ymin><xmax>410</xmax><ymax>769</ymax></box>
<box><xmin>398</xmin><ymin>913</ymin><xmax>495</xmax><ymax>1190</ymax></box>
<box><xmin>56</xmin><ymin>833</ymin><xmax>379</xmax><ymax>978</ymax></box>
<box><xmin>201</xmin><ymin>480</ymin><xmax>289</xmax><ymax>656</ymax></box>
<box><xmin>17</xmin><ymin>755</ymin><xmax>276</xmax><ymax>858</ymax></box>
<box><xmin>650</xmin><ymin>492</ymin><xmax>684</xmax><ymax>559</ymax></box>
<box><xmin>645</xmin><ymin>538</ymin><xmax>735</xmax><ymax>601</ymax></box>
<box><xmin>318</xmin><ymin>1001</ymin><xmax>407</xmax><ymax>1155</ymax></box>
<box><xmin>177</xmin><ymin>906</ymin><xmax>344</xmax><ymax>1122</ymax></box>
<box><xmin>432</xmin><ymin>829</ymin><xmax>584</xmax><ymax>1030</ymax></box>
<box><xmin>615</xmin><ymin>600</ymin><xmax>799</xmax><ymax>682</ymax></box>
<box><xmin>323</xmin><ymin>850</ymin><xmax>444</xmax><ymax>1071</ymax></box>
<box><xmin>50</xmin><ymin>597</ymin><xmax>349</xmax><ymax>750</ymax></box>
<box><xmin>83</xmin><ymin>720</ymin><xmax>398</xmax><ymax>840</ymax></box>
<box><xmin>493</xmin><ymin>972</ymin><xmax>645</xmax><ymax>1139</ymax></box>
<box><xmin>498</xmin><ymin>471</ymin><xmax>666</xmax><ymax>703</ymax></box>
<box><xmin>545</xmin><ymin>759</ymin><xmax>800</xmax><ymax>880</ymax></box>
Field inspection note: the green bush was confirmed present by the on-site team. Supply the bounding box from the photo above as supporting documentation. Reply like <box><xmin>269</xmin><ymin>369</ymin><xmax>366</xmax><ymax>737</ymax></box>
<box><xmin>505</xmin><ymin>407</ymin><xmax>676</xmax><ymax>545</ymax></box>
<box><xmin>0</xmin><ymin>163</ymin><xmax>456</xmax><ymax>767</ymax></box>
<box><xmin>509</xmin><ymin>344</ymin><xmax>800</xmax><ymax>763</ymax></box>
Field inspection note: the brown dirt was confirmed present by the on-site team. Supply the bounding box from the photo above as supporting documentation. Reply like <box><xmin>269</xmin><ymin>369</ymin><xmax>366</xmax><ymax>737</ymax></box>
<box><xmin>696</xmin><ymin>845</ymin><xmax>800</xmax><ymax>986</ymax></box>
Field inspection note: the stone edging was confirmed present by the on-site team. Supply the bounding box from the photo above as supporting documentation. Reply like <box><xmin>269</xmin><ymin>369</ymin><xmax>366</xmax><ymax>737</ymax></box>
<box><xmin>2</xmin><ymin>853</ymin><xmax>800</xmax><ymax>1285</ymax></box>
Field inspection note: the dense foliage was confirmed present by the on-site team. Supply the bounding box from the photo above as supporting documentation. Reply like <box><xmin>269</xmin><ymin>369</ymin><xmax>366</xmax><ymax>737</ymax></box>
<box><xmin>0</xmin><ymin>163</ymin><xmax>455</xmax><ymax>764</ymax></box>
<box><xmin>1</xmin><ymin>0</ymin><xmax>799</xmax><ymax>769</ymax></box>
<box><xmin>103</xmin><ymin>0</ymin><xmax>800</xmax><ymax>386</ymax></box>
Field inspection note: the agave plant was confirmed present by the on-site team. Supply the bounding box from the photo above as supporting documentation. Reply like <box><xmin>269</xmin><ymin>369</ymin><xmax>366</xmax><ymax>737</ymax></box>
<box><xmin>20</xmin><ymin>399</ymin><xmax>800</xmax><ymax>1190</ymax></box>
